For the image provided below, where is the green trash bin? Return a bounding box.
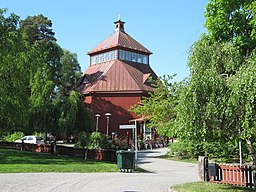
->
[116,150,135,172]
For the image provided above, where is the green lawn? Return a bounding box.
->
[171,181,254,192]
[0,148,117,173]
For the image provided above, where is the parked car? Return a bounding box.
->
[14,135,44,144]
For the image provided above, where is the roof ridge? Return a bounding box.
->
[116,31,121,46]
[121,61,145,90]
[101,59,141,91]
[87,32,117,54]
[119,31,151,53]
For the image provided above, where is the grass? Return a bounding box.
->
[0,148,117,173]
[160,154,198,164]
[171,181,255,192]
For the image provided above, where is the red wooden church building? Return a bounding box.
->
[75,19,157,140]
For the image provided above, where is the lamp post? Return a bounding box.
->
[105,113,111,136]
[95,114,100,132]
[239,128,242,166]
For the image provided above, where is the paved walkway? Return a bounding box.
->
[0,148,199,192]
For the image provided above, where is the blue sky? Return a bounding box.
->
[1,0,208,81]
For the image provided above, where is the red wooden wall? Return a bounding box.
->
[83,92,145,137]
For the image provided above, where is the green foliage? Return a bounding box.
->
[58,91,79,136]
[21,14,63,135]
[3,132,24,142]
[130,75,182,137]
[168,141,192,158]
[58,91,93,136]
[175,0,256,162]
[205,0,256,54]
[110,137,119,150]
[28,101,59,135]
[176,37,251,159]
[76,131,119,150]
[0,9,92,140]
[168,139,247,163]
[168,140,203,159]
[177,39,240,153]
[76,131,91,149]
[32,132,45,139]
[202,140,245,162]
[57,50,81,96]
[227,52,256,140]
[89,132,109,149]
[0,9,30,133]
[20,14,56,45]
[73,93,94,134]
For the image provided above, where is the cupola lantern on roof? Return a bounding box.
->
[114,19,125,32]
[87,19,152,66]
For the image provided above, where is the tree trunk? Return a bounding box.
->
[83,148,88,160]
[246,138,256,164]
[51,140,57,155]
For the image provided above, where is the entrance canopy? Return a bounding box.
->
[129,116,149,123]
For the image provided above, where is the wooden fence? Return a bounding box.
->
[210,163,255,188]
[0,142,117,163]
[56,145,117,162]
[0,141,50,152]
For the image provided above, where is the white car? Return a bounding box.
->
[14,135,44,144]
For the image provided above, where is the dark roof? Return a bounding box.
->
[75,60,157,94]
[87,30,152,55]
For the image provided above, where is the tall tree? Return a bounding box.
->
[57,49,81,97]
[20,14,56,45]
[58,91,93,138]
[0,9,30,133]
[227,51,256,162]
[130,75,181,137]
[176,0,256,161]
[20,14,63,134]
[0,10,92,142]
[21,14,63,89]
[205,0,256,55]
[177,38,243,158]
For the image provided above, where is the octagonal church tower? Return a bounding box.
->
[75,19,157,139]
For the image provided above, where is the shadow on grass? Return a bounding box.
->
[0,148,101,165]
[223,185,254,192]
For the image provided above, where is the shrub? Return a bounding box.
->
[75,131,91,159]
[110,137,119,150]
[3,132,24,142]
[168,139,201,158]
[203,140,248,163]
[32,132,45,139]
[168,138,248,163]
[89,132,109,149]
[75,132,91,149]
[168,140,189,157]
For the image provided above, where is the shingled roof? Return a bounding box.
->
[87,20,152,55]
[75,59,157,94]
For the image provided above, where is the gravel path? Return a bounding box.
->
[0,148,198,192]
